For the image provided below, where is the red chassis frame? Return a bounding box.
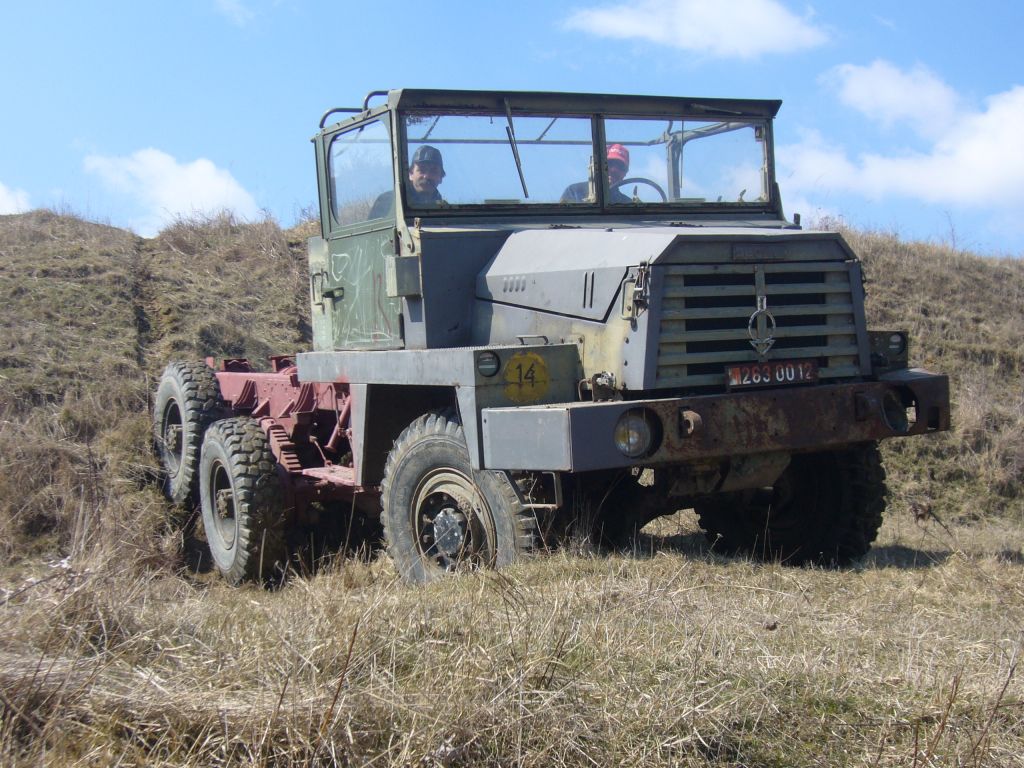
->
[210,357,367,513]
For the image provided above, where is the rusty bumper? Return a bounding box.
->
[479,368,949,472]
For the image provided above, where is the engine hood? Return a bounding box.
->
[475,226,854,322]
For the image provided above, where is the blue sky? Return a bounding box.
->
[2,0,1022,256]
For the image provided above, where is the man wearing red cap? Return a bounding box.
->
[560,143,632,204]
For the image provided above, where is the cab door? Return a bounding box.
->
[311,115,403,351]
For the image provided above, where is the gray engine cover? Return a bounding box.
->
[476,228,674,322]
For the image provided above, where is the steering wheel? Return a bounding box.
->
[612,177,668,202]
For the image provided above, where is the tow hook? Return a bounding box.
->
[680,409,702,437]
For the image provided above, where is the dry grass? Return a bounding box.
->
[0,210,308,563]
[1,209,1022,765]
[2,514,1022,766]
[141,211,310,369]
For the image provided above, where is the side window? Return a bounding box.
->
[328,119,394,227]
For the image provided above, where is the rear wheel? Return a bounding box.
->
[381,410,535,583]
[153,361,222,506]
[199,417,287,585]
[695,444,886,565]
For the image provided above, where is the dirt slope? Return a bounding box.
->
[0,211,311,561]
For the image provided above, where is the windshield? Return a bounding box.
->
[401,110,770,210]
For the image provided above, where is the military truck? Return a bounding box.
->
[153,88,950,584]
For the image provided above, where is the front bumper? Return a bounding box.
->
[480,368,949,471]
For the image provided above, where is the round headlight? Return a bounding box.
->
[613,408,660,458]
[888,333,906,355]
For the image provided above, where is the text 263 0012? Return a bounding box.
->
[725,359,819,389]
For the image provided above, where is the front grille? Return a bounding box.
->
[654,262,863,389]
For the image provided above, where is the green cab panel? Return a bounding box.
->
[313,113,404,350]
[308,227,403,351]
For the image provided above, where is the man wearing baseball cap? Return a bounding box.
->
[368,144,446,218]
[561,143,632,204]
[406,145,445,206]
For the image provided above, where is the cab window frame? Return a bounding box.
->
[325,114,397,235]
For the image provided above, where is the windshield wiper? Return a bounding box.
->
[504,98,529,199]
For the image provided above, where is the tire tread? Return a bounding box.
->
[200,416,287,585]
[153,361,223,505]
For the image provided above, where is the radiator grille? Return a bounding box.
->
[654,261,862,389]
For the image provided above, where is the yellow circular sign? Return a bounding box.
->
[503,351,550,403]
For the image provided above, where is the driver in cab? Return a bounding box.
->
[369,144,445,219]
[405,144,445,206]
[560,143,631,204]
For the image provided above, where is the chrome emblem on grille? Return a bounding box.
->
[748,295,776,359]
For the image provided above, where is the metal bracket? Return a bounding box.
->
[503,470,563,510]
[515,334,549,346]
[310,269,328,310]
[591,371,618,401]
[622,262,651,319]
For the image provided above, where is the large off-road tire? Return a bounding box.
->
[694,443,886,566]
[381,410,536,584]
[199,417,287,585]
[153,361,223,506]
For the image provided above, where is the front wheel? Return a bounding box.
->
[381,410,535,583]
[199,417,287,585]
[694,444,886,566]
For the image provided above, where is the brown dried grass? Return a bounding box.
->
[1,514,1022,766]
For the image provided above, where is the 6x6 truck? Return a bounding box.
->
[154,88,950,584]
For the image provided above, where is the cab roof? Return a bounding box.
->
[388,88,782,119]
[319,88,782,133]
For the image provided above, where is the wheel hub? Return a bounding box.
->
[410,466,497,573]
[432,505,468,558]
[162,420,183,471]
[165,423,182,454]
[216,488,234,520]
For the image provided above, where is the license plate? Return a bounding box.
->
[726,359,819,390]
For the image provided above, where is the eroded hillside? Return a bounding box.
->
[0,211,312,562]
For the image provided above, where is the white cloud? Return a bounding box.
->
[565,0,827,58]
[777,129,858,195]
[214,0,255,26]
[0,181,30,214]
[824,60,959,138]
[871,15,896,31]
[779,69,1024,211]
[84,148,259,237]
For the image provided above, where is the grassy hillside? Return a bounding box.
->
[1,210,1021,766]
[848,227,1024,519]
